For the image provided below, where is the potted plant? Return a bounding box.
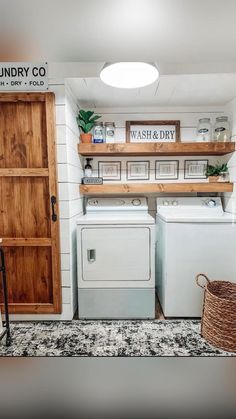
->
[76,109,101,143]
[206,163,229,182]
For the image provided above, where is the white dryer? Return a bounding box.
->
[156,197,236,317]
[77,197,155,319]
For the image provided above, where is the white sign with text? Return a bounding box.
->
[0,62,48,90]
[129,124,177,142]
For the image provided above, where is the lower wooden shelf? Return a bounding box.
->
[80,182,233,195]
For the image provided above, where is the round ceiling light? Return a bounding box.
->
[100,62,159,89]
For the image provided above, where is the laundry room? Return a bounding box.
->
[0,1,236,359]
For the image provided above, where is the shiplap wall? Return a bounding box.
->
[93,106,226,142]
[8,80,236,320]
[10,80,83,320]
[57,82,83,319]
[222,98,236,214]
[89,106,231,217]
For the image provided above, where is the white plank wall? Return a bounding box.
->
[89,106,232,217]
[91,155,225,183]
[57,82,83,319]
[222,98,236,214]
[93,106,226,142]
[8,71,236,319]
[10,80,83,320]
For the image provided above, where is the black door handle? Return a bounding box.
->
[51,196,57,222]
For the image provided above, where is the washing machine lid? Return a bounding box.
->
[156,197,235,222]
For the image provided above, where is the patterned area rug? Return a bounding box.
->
[0,320,235,356]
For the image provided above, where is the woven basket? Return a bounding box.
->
[196,273,236,352]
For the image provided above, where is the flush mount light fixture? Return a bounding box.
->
[100,62,159,88]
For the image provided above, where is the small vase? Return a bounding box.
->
[218,172,230,182]
[208,174,229,182]
[80,133,92,143]
[208,176,219,182]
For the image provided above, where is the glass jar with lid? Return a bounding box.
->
[213,116,231,142]
[196,118,212,142]
[105,122,116,143]
[93,122,104,143]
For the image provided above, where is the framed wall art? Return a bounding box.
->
[184,160,208,179]
[126,161,150,181]
[155,160,179,180]
[98,161,121,181]
[126,120,180,143]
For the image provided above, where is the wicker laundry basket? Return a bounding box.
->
[196,273,236,352]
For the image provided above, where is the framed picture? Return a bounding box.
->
[126,120,180,143]
[155,160,179,180]
[184,160,208,179]
[127,161,150,181]
[98,161,121,181]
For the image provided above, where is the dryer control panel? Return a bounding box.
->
[86,197,148,214]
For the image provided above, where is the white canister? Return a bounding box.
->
[105,122,116,143]
[196,118,212,142]
[93,122,104,143]
[213,116,231,142]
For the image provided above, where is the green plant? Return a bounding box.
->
[206,162,228,177]
[76,109,101,134]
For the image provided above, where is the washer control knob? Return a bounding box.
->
[163,200,169,206]
[89,199,99,206]
[132,199,141,206]
[172,200,178,206]
[207,199,216,208]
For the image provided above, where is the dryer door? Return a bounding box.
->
[81,227,151,283]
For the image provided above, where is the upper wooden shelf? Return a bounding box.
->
[78,142,235,157]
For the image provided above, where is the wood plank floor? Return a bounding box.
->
[155,294,165,319]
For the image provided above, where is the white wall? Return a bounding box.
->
[10,79,83,321]
[91,106,226,142]
[8,70,236,320]
[88,106,230,218]
[57,82,84,318]
[222,98,236,214]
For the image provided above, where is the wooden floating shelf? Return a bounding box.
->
[78,142,235,156]
[80,182,233,195]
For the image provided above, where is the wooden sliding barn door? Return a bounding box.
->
[0,93,61,314]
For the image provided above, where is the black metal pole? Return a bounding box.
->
[0,247,11,346]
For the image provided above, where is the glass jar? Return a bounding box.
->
[196,118,212,142]
[213,116,231,142]
[105,122,116,143]
[93,122,104,143]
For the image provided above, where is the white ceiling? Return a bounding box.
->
[3,0,236,75]
[68,74,236,108]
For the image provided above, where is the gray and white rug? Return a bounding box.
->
[0,320,235,356]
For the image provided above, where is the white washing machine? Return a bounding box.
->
[77,197,155,319]
[156,197,236,317]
